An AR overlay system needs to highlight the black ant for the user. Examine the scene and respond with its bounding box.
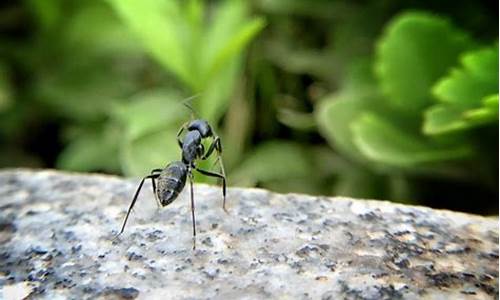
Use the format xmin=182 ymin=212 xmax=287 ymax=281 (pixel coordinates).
xmin=115 ymin=98 xmax=227 ymax=250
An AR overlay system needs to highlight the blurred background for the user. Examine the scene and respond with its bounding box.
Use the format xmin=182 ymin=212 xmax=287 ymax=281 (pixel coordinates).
xmin=0 ymin=0 xmax=498 ymax=214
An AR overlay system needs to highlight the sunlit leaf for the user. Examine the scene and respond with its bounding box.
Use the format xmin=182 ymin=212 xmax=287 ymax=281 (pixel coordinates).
xmin=64 ymin=2 xmax=142 ymax=56
xmin=112 ymin=89 xmax=188 ymax=140
xmin=424 ymin=45 xmax=498 ymax=135
xmin=277 ymin=108 xmax=316 ymax=131
xmin=432 ymin=45 xmax=498 ymax=109
xmin=35 ymin=58 xmax=138 ymax=121
xmin=463 ymin=94 xmax=498 ymax=124
xmin=352 ymin=113 xmax=472 ymax=167
xmin=375 ymin=12 xmax=474 ymax=111
xmin=204 ymin=17 xmax=265 ymax=82
xmin=265 ymin=43 xmax=338 ymax=79
xmin=106 ymin=0 xmax=193 ymax=87
xmin=315 ymin=58 xmax=383 ymax=161
xmin=230 ymin=141 xmax=314 ymax=186
xmin=423 ymin=105 xmax=470 ymax=134
xmin=57 ymin=125 xmax=121 ymax=173
xmin=121 ymin=129 xmax=180 ymax=176
xmin=199 ymin=58 xmax=241 ymax=124
xmin=316 ymin=93 xmax=384 ymax=162
xmin=198 ymin=1 xmax=265 ymax=122
xmin=201 ymin=0 xmax=247 ymax=76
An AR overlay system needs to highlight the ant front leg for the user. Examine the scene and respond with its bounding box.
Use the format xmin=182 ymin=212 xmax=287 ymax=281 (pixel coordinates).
xmin=201 ymin=137 xmax=226 ymax=178
xmin=213 ymin=137 xmax=226 ymax=181
xmin=176 ymin=122 xmax=189 ymax=148
xmin=195 ymin=166 xmax=227 ymax=213
xmin=201 ymin=136 xmax=227 ymax=202
xmin=201 ymin=136 xmax=221 ymax=160
xmin=115 ymin=173 xmax=160 ymax=238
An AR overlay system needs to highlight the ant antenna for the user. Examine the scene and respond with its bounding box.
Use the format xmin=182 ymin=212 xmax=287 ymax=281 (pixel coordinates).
xmin=181 ymin=94 xmax=200 ymax=119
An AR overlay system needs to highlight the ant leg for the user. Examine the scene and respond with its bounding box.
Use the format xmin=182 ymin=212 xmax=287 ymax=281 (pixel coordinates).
xmin=115 ymin=173 xmax=159 ymax=238
xmin=201 ymin=137 xmax=226 ymax=176
xmin=201 ymin=136 xmax=219 ymax=160
xmin=200 ymin=137 xmax=227 ymax=210
xmin=214 ymin=137 xmax=226 ymax=183
xmin=195 ymin=167 xmax=228 ymax=213
xmin=202 ymin=137 xmax=225 ymax=172
xmin=176 ymin=122 xmax=189 ymax=148
xmin=189 ymin=172 xmax=196 ymax=250
xmin=150 ymin=169 xmax=162 ymax=209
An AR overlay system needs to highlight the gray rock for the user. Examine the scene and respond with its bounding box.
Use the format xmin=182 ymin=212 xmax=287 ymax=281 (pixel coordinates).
xmin=0 ymin=169 xmax=498 ymax=299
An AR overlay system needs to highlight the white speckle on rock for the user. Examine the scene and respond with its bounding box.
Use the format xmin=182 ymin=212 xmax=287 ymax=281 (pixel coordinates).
xmin=350 ymin=201 xmax=372 ymax=215
xmin=3 ymin=281 xmax=37 ymax=300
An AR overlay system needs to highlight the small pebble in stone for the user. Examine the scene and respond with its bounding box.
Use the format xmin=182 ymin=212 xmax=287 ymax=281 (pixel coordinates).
xmin=104 ymin=287 xmax=140 ymax=299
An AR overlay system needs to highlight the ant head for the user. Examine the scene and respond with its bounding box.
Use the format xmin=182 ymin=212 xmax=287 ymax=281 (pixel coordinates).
xmin=188 ymin=119 xmax=212 ymax=138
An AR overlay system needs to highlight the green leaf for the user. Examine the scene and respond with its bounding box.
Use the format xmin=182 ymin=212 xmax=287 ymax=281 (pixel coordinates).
xmin=375 ymin=11 xmax=474 ymax=111
xmin=352 ymin=113 xmax=472 ymax=167
xmin=423 ymin=105 xmax=470 ymax=134
xmin=277 ymin=108 xmax=316 ymax=131
xmin=315 ymin=58 xmax=384 ymax=162
xmin=424 ymin=45 xmax=499 ymax=135
xmin=35 ymin=57 xmax=138 ymax=121
xmin=316 ymin=92 xmax=384 ymax=162
xmin=463 ymin=94 xmax=498 ymax=124
xmin=111 ymin=90 xmax=196 ymax=176
xmin=204 ymin=17 xmax=266 ymax=82
xmin=26 ymin=0 xmax=61 ymax=31
xmin=482 ymin=94 xmax=499 ymax=109
xmin=0 ymin=63 xmax=12 ymax=112
xmin=230 ymin=141 xmax=314 ymax=186
xmin=112 ymin=89 xmax=187 ymax=140
xmin=63 ymin=2 xmax=143 ymax=56
xmin=121 ymin=129 xmax=180 ymax=176
xmin=106 ymin=0 xmax=193 ymax=87
xmin=432 ymin=45 xmax=498 ymax=109
xmin=198 ymin=1 xmax=265 ymax=122
xmin=200 ymin=0 xmax=248 ymax=76
xmin=57 ymin=125 xmax=121 ymax=173
xmin=199 ymin=57 xmax=240 ymax=124
xmin=423 ymin=94 xmax=498 ymax=135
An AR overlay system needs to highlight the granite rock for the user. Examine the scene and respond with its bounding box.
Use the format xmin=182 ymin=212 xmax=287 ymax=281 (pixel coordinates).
xmin=0 ymin=169 xmax=498 ymax=299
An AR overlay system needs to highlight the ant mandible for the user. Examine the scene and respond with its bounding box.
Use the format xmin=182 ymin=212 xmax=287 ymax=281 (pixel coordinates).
xmin=115 ymin=98 xmax=227 ymax=250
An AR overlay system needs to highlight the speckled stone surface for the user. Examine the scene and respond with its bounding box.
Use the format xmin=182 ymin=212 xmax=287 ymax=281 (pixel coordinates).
xmin=0 ymin=169 xmax=498 ymax=300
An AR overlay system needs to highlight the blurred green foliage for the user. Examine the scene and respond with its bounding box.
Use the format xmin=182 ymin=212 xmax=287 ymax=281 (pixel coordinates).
xmin=0 ymin=0 xmax=497 ymax=213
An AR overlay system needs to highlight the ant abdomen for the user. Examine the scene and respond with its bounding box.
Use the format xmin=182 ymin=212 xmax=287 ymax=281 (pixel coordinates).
xmin=157 ymin=161 xmax=187 ymax=206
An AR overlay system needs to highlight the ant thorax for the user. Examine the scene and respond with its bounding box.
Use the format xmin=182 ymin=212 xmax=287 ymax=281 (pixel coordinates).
xmin=182 ymin=131 xmax=203 ymax=164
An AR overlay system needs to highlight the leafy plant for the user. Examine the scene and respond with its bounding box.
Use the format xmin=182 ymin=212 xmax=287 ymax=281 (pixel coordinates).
xmin=0 ymin=0 xmax=497 ymax=214
xmin=424 ymin=45 xmax=499 ymax=134
xmin=34 ymin=0 xmax=265 ymax=176
xmin=316 ymin=11 xmax=498 ymax=203
xmin=99 ymin=0 xmax=266 ymax=176
xmin=106 ymin=0 xmax=265 ymax=123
